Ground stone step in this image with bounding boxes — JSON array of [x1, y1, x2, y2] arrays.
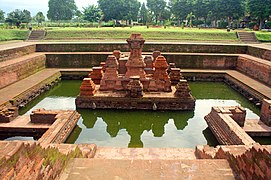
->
[[28, 30, 46, 41], [94, 147, 197, 160], [60, 158, 235, 179], [237, 32, 259, 43]]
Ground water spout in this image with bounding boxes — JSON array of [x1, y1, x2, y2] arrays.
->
[[153, 103, 157, 111], [92, 102, 96, 109]]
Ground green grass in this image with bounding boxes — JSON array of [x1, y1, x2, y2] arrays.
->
[[45, 26, 237, 42], [0, 29, 28, 41], [255, 31, 271, 42]]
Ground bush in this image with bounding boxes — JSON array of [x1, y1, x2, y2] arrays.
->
[[218, 21, 228, 29]]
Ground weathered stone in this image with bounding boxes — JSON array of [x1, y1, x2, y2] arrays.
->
[[230, 106, 246, 127], [30, 108, 57, 124], [152, 51, 161, 62], [0, 107, 18, 123], [152, 56, 171, 92], [260, 99, 271, 126], [174, 80, 192, 97], [79, 78, 96, 96], [126, 76, 143, 98], [169, 68, 184, 85]]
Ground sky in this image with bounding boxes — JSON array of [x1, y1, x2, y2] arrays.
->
[[0, 0, 147, 17]]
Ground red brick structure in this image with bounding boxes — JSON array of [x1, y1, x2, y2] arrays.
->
[[89, 67, 103, 84], [260, 99, 271, 126], [126, 76, 144, 98], [100, 55, 119, 91], [30, 108, 57, 124], [153, 56, 171, 92], [0, 107, 18, 123], [174, 80, 192, 98], [169, 68, 184, 85], [125, 34, 146, 79], [79, 78, 96, 96]]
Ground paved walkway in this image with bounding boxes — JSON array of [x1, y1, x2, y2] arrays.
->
[[60, 158, 235, 180], [95, 147, 197, 160], [0, 69, 59, 106]]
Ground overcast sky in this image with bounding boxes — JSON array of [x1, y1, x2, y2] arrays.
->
[[0, 0, 147, 17]]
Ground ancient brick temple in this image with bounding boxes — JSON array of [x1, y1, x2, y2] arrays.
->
[[76, 34, 195, 110]]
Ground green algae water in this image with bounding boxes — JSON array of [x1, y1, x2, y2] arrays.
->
[[19, 81, 262, 148]]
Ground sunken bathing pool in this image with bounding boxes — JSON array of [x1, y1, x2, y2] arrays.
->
[[18, 80, 261, 148]]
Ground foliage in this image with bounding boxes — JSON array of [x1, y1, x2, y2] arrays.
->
[[0, 10, 4, 22], [247, 0, 271, 29], [35, 12, 45, 26], [186, 12, 195, 28], [169, 0, 192, 22], [255, 31, 271, 42], [139, 3, 148, 25], [98, 0, 140, 21], [147, 0, 167, 24], [47, 0, 77, 21], [82, 5, 102, 22], [5, 9, 32, 27]]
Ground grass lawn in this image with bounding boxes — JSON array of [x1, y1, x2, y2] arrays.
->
[[44, 26, 238, 42], [0, 29, 29, 41], [255, 31, 271, 42]]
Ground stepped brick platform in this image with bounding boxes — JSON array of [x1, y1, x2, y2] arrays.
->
[[204, 106, 256, 145], [0, 109, 80, 145], [76, 85, 195, 110]]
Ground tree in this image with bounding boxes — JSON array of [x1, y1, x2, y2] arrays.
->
[[98, 0, 124, 21], [169, 0, 192, 26], [248, 0, 271, 29], [0, 10, 4, 22], [193, 0, 212, 27], [147, 0, 166, 24], [5, 9, 32, 27], [35, 12, 45, 26], [218, 0, 245, 27], [98, 0, 140, 22], [139, 3, 148, 25], [83, 5, 102, 22], [47, 0, 77, 21], [186, 12, 195, 27]]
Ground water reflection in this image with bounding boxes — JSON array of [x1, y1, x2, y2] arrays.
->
[[68, 109, 194, 147], [19, 81, 261, 148]]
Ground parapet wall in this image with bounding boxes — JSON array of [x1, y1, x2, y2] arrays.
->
[[36, 43, 247, 53], [45, 53, 238, 69]]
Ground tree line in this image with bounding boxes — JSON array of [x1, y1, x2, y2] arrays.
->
[[0, 0, 271, 29]]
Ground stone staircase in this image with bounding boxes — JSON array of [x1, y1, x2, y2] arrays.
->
[[237, 32, 259, 43], [60, 147, 235, 179], [28, 30, 46, 41]]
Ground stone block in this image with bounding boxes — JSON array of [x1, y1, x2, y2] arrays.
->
[[30, 109, 57, 124], [260, 99, 271, 126], [0, 107, 18, 123]]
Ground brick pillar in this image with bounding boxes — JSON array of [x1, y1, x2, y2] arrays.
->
[[260, 99, 271, 126]]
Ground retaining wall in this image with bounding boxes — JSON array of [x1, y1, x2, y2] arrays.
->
[[0, 54, 46, 89]]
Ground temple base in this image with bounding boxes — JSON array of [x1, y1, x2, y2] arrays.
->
[[75, 86, 195, 111]]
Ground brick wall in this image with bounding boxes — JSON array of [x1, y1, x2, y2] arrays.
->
[[236, 56, 271, 86], [0, 45, 36, 62], [0, 54, 46, 89], [247, 46, 271, 62], [36, 43, 247, 53]]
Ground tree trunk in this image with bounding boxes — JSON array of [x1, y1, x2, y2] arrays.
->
[[259, 18, 263, 30]]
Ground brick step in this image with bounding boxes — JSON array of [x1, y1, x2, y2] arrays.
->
[[60, 158, 235, 179], [94, 147, 197, 160], [0, 53, 46, 89], [28, 30, 46, 41]]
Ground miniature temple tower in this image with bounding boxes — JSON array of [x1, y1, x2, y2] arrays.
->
[[125, 34, 146, 79]]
